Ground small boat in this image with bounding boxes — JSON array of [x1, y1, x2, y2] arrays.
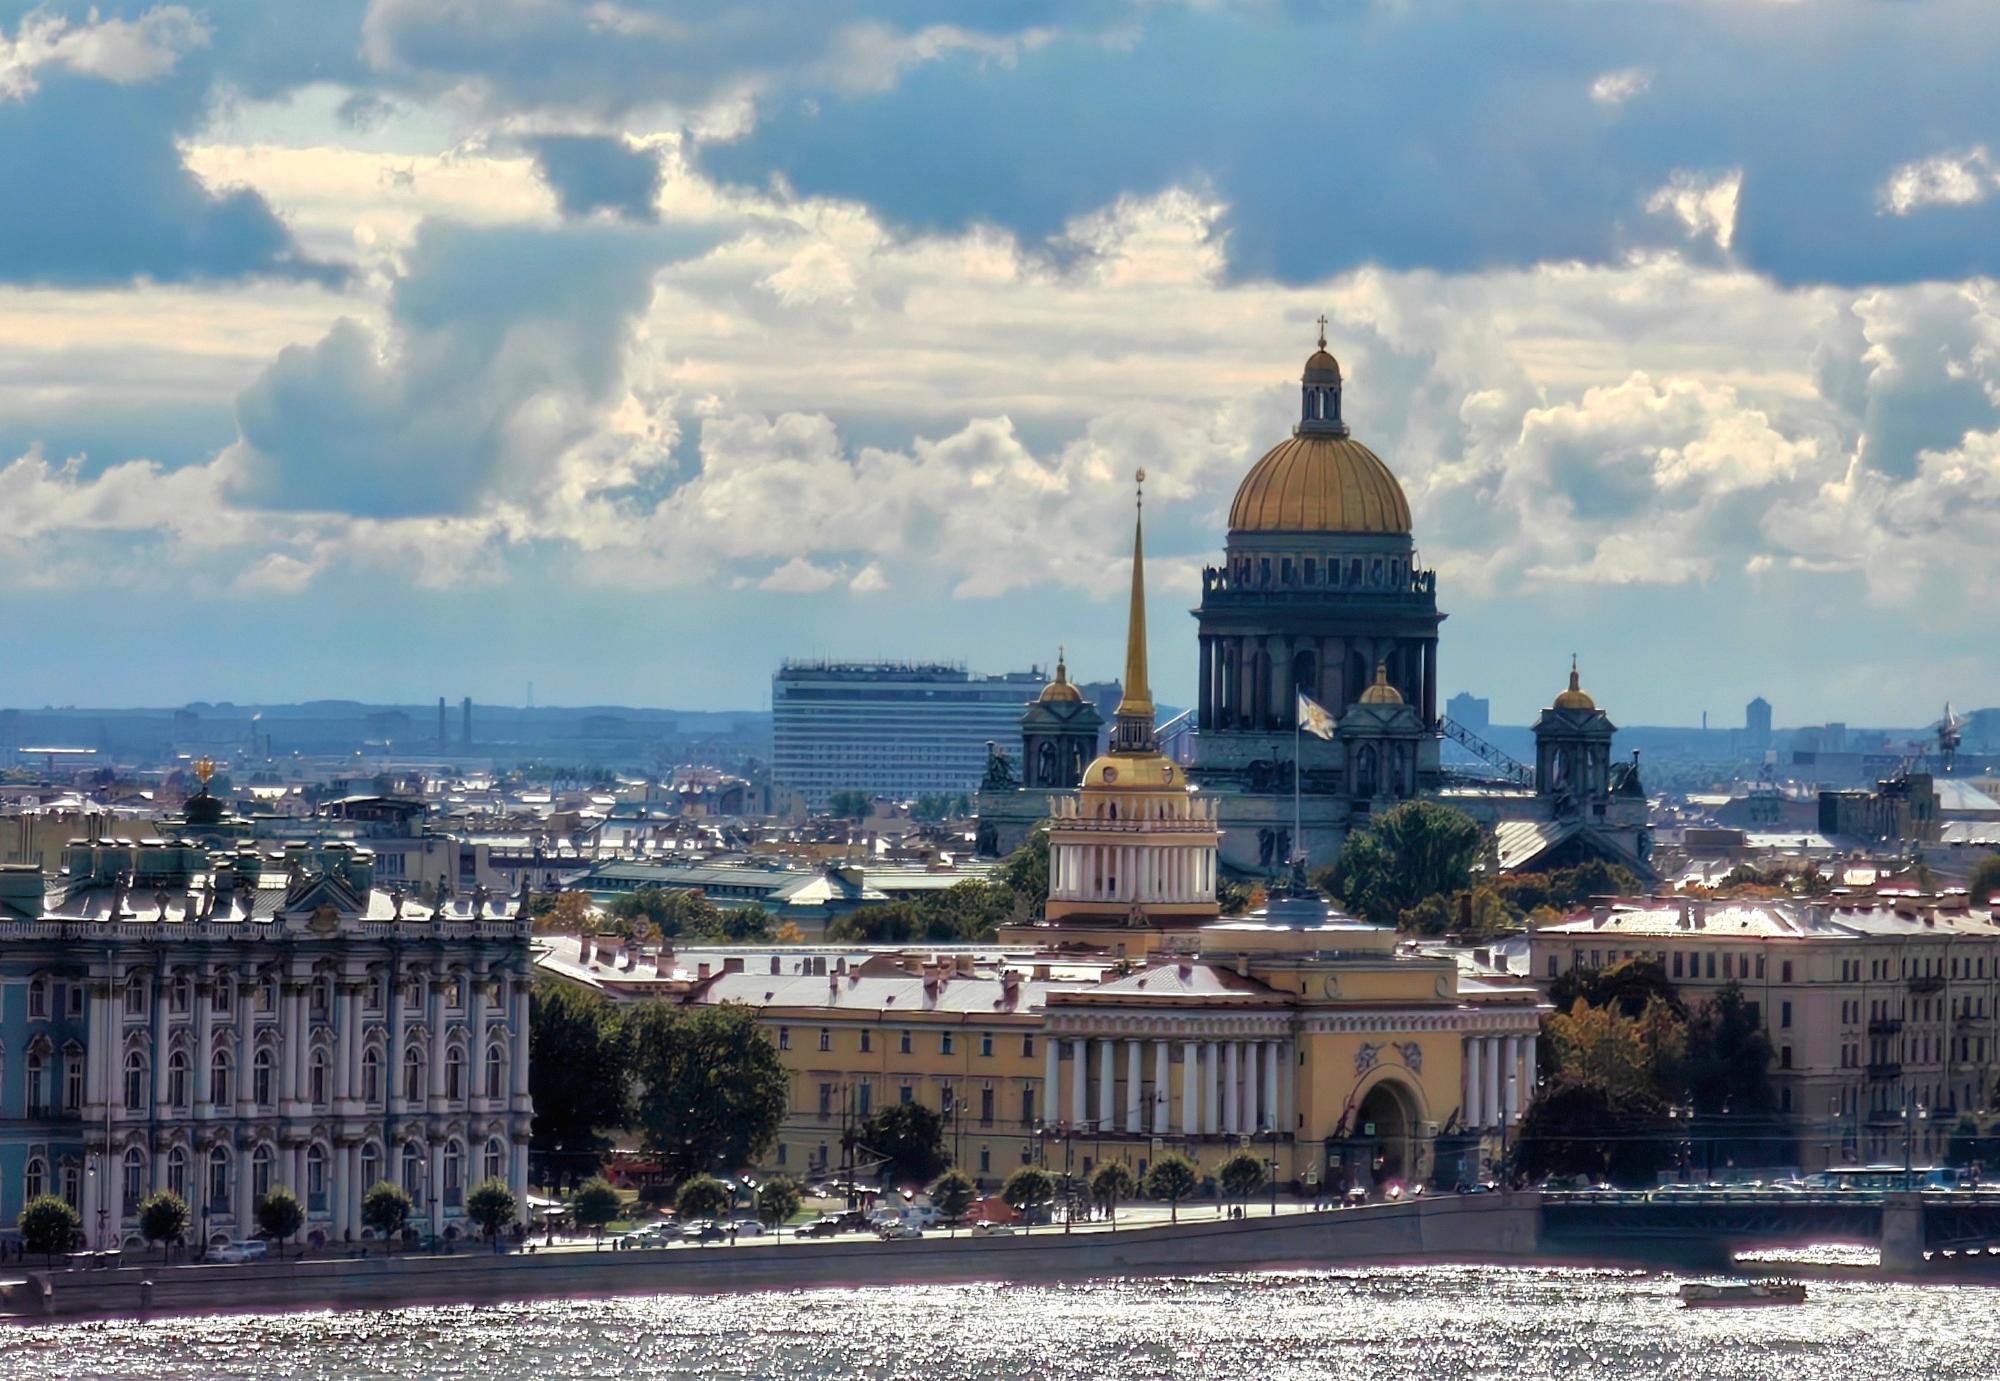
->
[[1678, 1280, 1808, 1307]]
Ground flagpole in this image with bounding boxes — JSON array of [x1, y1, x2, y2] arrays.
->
[[1292, 702, 1302, 877]]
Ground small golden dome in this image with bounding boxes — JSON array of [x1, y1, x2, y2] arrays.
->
[[1358, 661, 1404, 706], [1553, 656, 1596, 712], [1228, 434, 1412, 535], [1038, 648, 1082, 703], [1303, 348, 1341, 378]]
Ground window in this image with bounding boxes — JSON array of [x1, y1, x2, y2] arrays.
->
[[166, 1146, 187, 1201], [1780, 1047, 1793, 1070], [260, 977, 277, 1013], [898, 1084, 914, 1105], [307, 1144, 328, 1211], [980, 1033, 994, 1057], [1023, 1035, 1035, 1058], [209, 1051, 231, 1107], [1672, 952, 1683, 979], [899, 1031, 912, 1055], [255, 1047, 276, 1108], [818, 1083, 834, 1118], [857, 1082, 873, 1117], [168, 1050, 190, 1110], [778, 1027, 791, 1051], [311, 1048, 330, 1105], [24, 1156, 45, 1203], [124, 1051, 147, 1112], [253, 1145, 274, 1202], [172, 976, 192, 1014], [363, 1048, 383, 1105], [1022, 1088, 1037, 1126], [485, 1138, 505, 1184], [401, 1143, 422, 1196], [212, 978, 231, 1014], [28, 977, 47, 1018], [125, 979, 146, 1017], [123, 1148, 145, 1214], [208, 1148, 229, 1212], [1781, 1001, 1793, 1029], [443, 1142, 463, 1207], [445, 1045, 465, 1102], [404, 1048, 424, 1103], [980, 1087, 995, 1125], [940, 1033, 954, 1056], [361, 1143, 382, 1192], [818, 1028, 831, 1052], [979, 1148, 991, 1173], [25, 1048, 47, 1116], [1706, 952, 1716, 979], [859, 1030, 872, 1053], [485, 1043, 505, 1100], [940, 1085, 955, 1117], [64, 1052, 82, 1111], [1755, 955, 1766, 980]]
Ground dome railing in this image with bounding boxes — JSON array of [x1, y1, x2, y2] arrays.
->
[[1202, 564, 1435, 597]]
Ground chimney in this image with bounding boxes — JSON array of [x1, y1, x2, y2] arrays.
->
[[723, 956, 745, 973], [770, 955, 782, 975], [1593, 904, 1611, 928], [1691, 899, 1707, 928], [1235, 953, 1250, 976], [955, 954, 973, 976], [698, 962, 712, 980]]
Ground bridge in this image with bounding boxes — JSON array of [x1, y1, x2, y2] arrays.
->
[[1539, 1189, 2000, 1270]]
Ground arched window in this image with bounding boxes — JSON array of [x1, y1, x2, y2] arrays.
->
[[404, 1047, 425, 1103], [362, 1047, 383, 1105], [484, 1043, 505, 1101], [251, 1144, 274, 1202], [24, 1155, 46, 1202], [122, 1148, 145, 1215], [27, 976, 47, 1018], [484, 1138, 505, 1184], [168, 1049, 190, 1109], [254, 1046, 276, 1108], [401, 1142, 424, 1196], [310, 1047, 329, 1106], [445, 1044, 466, 1102], [212, 975, 232, 1014], [63, 1047, 83, 1111], [360, 1142, 382, 1190], [25, 1047, 47, 1116], [442, 1140, 463, 1206], [207, 1146, 229, 1213], [165, 1145, 188, 1201], [171, 975, 192, 1013], [61, 1160, 79, 1209], [306, 1144, 327, 1210], [210, 1050, 232, 1107], [124, 1050, 147, 1112]]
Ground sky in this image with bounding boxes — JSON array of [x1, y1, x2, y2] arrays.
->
[[2, 0, 1998, 727]]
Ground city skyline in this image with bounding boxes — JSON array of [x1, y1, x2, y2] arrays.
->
[[3, 2, 1998, 724]]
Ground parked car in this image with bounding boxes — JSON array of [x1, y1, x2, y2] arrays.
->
[[689, 1222, 728, 1244], [798, 1211, 868, 1238], [876, 1220, 924, 1240], [968, 1223, 1016, 1238], [727, 1217, 766, 1237], [208, 1239, 268, 1264]]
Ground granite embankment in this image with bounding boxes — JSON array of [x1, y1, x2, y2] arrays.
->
[[1, 1193, 1540, 1322]]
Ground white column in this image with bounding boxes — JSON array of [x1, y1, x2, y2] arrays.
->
[[1483, 1037, 1503, 1129], [279, 982, 301, 1106], [1180, 1041, 1200, 1135], [1069, 1039, 1087, 1127], [427, 1140, 444, 1236], [1264, 1040, 1281, 1135], [428, 977, 449, 1109], [468, 972, 489, 1103], [1464, 1037, 1483, 1129], [151, 968, 171, 1116], [1043, 1036, 1060, 1124], [80, 1158, 100, 1246], [1152, 1041, 1171, 1134], [510, 1139, 531, 1224], [337, 983, 361, 1107], [1204, 1042, 1221, 1136], [1224, 1042, 1241, 1134], [508, 976, 530, 1103], [1503, 1035, 1522, 1124], [84, 978, 106, 1113], [195, 971, 216, 1119], [1096, 1038, 1115, 1131], [1125, 1041, 1143, 1133], [1243, 1041, 1261, 1133], [232, 1145, 253, 1228], [1043, 1036, 1060, 1125]]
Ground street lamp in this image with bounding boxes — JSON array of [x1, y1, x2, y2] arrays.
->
[[1267, 1122, 1281, 1217], [1903, 1101, 1929, 1191]]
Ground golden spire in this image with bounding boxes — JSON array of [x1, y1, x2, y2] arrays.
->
[[1115, 469, 1153, 722]]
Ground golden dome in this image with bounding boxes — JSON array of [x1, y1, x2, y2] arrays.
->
[[1553, 656, 1596, 712], [1229, 434, 1412, 535], [1358, 661, 1404, 706], [1038, 648, 1082, 703], [1080, 750, 1181, 792], [1303, 348, 1341, 377]]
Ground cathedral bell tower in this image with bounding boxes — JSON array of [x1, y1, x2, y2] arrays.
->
[[1533, 658, 1618, 818], [1020, 649, 1103, 790]]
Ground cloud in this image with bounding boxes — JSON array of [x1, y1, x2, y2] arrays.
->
[[751, 556, 843, 593], [525, 133, 663, 222], [1645, 169, 1742, 252], [0, 5, 209, 100], [1589, 66, 1650, 107], [1879, 147, 1999, 216]]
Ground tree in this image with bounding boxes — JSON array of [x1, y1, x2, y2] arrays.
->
[[362, 1180, 413, 1253], [774, 920, 805, 943], [257, 1186, 306, 1257], [1947, 1116, 2000, 1173], [531, 890, 593, 932], [572, 1176, 623, 1246], [1001, 1165, 1056, 1227], [1683, 984, 1783, 1166], [1970, 853, 2000, 906], [1088, 1161, 1135, 1226], [856, 1102, 950, 1187], [755, 1174, 802, 1231], [1144, 1153, 1198, 1223], [18, 1194, 80, 1265], [993, 823, 1051, 916], [621, 1003, 790, 1182], [609, 886, 719, 940], [1330, 801, 1484, 927], [1512, 1078, 1672, 1185], [1549, 956, 1686, 1021], [466, 1178, 518, 1247], [1543, 997, 1684, 1102], [930, 1169, 978, 1224], [675, 1174, 732, 1221], [138, 1189, 190, 1262], [827, 790, 872, 819], [1217, 1151, 1266, 1210], [530, 979, 630, 1188]]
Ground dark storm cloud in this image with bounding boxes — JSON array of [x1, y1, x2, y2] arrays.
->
[[525, 134, 664, 221]]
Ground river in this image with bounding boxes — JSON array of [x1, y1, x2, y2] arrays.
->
[[2, 1265, 1992, 1379]]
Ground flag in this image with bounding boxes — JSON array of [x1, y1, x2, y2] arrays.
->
[[1297, 690, 1337, 740]]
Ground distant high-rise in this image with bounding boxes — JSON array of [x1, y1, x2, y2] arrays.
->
[[460, 696, 473, 752], [772, 661, 1046, 807], [1445, 691, 1490, 734], [1746, 695, 1773, 748], [436, 697, 448, 753]]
